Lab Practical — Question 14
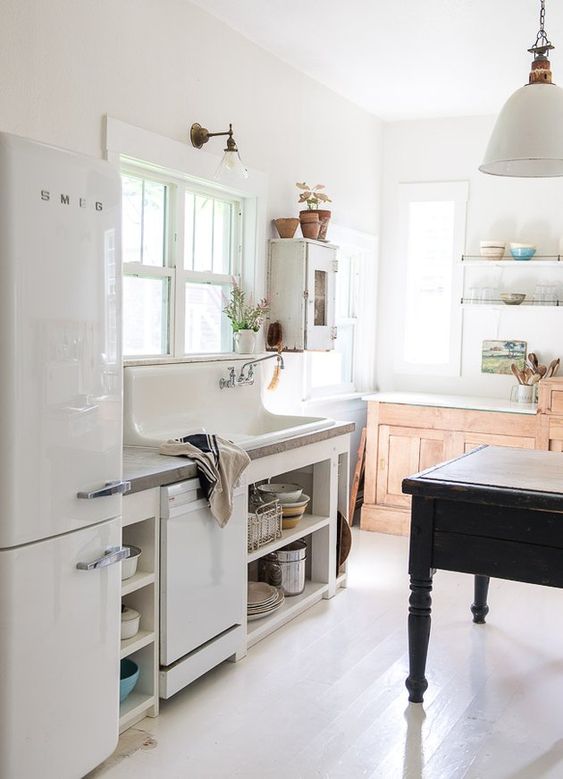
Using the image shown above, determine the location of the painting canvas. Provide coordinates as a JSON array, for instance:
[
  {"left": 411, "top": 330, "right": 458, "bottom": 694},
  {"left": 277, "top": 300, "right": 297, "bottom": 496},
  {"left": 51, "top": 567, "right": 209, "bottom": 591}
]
[{"left": 481, "top": 340, "right": 527, "bottom": 375}]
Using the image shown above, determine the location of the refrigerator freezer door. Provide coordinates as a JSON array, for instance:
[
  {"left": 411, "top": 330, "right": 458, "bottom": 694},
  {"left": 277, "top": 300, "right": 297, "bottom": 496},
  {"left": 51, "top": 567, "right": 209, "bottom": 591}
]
[
  {"left": 0, "top": 133, "right": 123, "bottom": 547},
  {"left": 0, "top": 518, "right": 121, "bottom": 779}
]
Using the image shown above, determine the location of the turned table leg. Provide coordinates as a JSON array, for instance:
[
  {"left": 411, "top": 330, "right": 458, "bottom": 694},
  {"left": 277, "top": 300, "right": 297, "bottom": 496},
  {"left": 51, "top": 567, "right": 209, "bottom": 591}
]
[
  {"left": 405, "top": 576, "right": 433, "bottom": 703},
  {"left": 471, "top": 575, "right": 490, "bottom": 624}
]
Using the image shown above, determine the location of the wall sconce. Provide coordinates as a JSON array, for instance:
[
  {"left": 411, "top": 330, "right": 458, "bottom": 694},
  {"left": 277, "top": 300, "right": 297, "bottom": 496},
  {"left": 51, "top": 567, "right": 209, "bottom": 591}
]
[{"left": 190, "top": 122, "right": 248, "bottom": 179}]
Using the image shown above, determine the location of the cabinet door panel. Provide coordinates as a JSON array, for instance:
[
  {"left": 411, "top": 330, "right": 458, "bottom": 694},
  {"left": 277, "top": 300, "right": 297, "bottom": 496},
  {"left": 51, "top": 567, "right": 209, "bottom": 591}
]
[
  {"left": 464, "top": 432, "right": 535, "bottom": 453},
  {"left": 377, "top": 426, "right": 450, "bottom": 509},
  {"left": 305, "top": 243, "right": 336, "bottom": 350}
]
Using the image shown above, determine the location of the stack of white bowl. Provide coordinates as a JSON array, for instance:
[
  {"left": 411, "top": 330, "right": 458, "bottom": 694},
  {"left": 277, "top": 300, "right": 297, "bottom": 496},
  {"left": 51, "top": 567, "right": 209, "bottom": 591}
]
[
  {"left": 480, "top": 241, "right": 506, "bottom": 259},
  {"left": 257, "top": 483, "right": 311, "bottom": 529}
]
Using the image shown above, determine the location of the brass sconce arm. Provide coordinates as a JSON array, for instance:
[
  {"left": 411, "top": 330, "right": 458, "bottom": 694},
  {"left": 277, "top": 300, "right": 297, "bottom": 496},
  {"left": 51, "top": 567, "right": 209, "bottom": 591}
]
[{"left": 190, "top": 122, "right": 238, "bottom": 151}]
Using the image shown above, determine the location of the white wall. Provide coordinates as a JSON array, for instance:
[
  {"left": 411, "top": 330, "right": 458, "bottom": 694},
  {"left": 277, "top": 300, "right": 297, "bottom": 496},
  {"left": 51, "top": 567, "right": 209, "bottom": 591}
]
[
  {"left": 0, "top": 0, "right": 381, "bottom": 237},
  {"left": 378, "top": 115, "right": 563, "bottom": 398},
  {"left": 0, "top": 0, "right": 380, "bottom": 424}
]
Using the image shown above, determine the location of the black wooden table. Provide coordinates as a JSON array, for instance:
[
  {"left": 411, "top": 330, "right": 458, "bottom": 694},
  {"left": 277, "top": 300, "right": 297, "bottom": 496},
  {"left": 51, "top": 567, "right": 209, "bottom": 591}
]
[{"left": 402, "top": 445, "right": 563, "bottom": 703}]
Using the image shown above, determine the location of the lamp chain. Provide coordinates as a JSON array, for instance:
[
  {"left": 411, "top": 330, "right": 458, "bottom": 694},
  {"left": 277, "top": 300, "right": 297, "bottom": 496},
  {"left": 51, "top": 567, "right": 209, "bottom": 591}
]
[{"left": 532, "top": 0, "right": 552, "bottom": 54}]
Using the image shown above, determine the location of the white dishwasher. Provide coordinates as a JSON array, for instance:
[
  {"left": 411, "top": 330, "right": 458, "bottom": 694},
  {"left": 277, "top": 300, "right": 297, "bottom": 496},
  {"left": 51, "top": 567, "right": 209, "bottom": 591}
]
[{"left": 159, "top": 478, "right": 246, "bottom": 698}]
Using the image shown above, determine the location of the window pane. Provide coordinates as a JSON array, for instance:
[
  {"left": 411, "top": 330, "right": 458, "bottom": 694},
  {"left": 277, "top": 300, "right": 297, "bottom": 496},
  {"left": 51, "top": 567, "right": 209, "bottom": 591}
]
[
  {"left": 213, "top": 200, "right": 232, "bottom": 273},
  {"left": 184, "top": 283, "right": 229, "bottom": 354},
  {"left": 403, "top": 200, "right": 455, "bottom": 365},
  {"left": 314, "top": 270, "right": 328, "bottom": 325},
  {"left": 184, "top": 192, "right": 195, "bottom": 270},
  {"left": 121, "top": 175, "right": 166, "bottom": 267},
  {"left": 122, "top": 175, "right": 143, "bottom": 264},
  {"left": 193, "top": 195, "right": 213, "bottom": 271},
  {"left": 142, "top": 180, "right": 166, "bottom": 267},
  {"left": 123, "top": 275, "right": 169, "bottom": 356}
]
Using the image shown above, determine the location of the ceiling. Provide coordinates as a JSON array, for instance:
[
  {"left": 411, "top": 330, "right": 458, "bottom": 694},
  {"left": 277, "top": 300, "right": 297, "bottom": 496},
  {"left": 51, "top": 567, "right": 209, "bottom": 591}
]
[{"left": 190, "top": 0, "right": 563, "bottom": 120}]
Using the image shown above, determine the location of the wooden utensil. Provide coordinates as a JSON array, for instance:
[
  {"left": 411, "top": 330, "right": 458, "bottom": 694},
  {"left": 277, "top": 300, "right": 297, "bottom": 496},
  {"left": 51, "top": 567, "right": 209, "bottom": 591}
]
[
  {"left": 528, "top": 352, "right": 539, "bottom": 371},
  {"left": 511, "top": 363, "right": 523, "bottom": 384},
  {"left": 266, "top": 321, "right": 284, "bottom": 391}
]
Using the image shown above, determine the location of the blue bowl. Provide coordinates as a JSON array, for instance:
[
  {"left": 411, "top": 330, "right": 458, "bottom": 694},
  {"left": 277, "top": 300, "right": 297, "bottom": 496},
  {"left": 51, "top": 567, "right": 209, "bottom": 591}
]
[
  {"left": 510, "top": 246, "right": 536, "bottom": 260},
  {"left": 120, "top": 658, "right": 140, "bottom": 703}
]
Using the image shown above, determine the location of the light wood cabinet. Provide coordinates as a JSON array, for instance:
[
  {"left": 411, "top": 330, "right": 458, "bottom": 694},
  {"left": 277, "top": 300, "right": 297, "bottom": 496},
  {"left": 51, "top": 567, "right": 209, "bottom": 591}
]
[{"left": 362, "top": 400, "right": 540, "bottom": 536}]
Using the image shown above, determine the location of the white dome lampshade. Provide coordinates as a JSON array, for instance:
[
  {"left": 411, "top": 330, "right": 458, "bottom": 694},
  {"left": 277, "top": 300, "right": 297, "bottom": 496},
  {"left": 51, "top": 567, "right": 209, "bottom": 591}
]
[
  {"left": 480, "top": 0, "right": 563, "bottom": 177},
  {"left": 480, "top": 83, "right": 563, "bottom": 177}
]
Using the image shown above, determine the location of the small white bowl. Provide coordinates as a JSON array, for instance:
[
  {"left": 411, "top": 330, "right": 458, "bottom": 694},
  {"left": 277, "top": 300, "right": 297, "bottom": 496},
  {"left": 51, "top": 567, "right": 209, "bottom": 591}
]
[
  {"left": 121, "top": 545, "right": 142, "bottom": 580},
  {"left": 121, "top": 606, "right": 141, "bottom": 640},
  {"left": 257, "top": 483, "right": 304, "bottom": 504}
]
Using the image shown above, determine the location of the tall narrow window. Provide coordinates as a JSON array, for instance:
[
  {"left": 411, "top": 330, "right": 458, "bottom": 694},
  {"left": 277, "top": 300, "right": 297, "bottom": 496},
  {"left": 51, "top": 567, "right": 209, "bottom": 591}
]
[{"left": 397, "top": 182, "right": 467, "bottom": 375}]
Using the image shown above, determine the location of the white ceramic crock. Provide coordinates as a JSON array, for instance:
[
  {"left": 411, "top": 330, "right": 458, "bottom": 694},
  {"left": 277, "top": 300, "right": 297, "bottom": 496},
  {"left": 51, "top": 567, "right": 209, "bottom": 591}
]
[{"left": 234, "top": 329, "right": 256, "bottom": 354}]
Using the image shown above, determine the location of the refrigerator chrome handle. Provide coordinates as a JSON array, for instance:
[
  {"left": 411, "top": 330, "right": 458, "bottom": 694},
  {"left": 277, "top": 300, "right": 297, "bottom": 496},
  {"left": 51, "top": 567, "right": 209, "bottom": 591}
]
[
  {"left": 77, "top": 480, "right": 131, "bottom": 499},
  {"left": 76, "top": 545, "right": 130, "bottom": 571}
]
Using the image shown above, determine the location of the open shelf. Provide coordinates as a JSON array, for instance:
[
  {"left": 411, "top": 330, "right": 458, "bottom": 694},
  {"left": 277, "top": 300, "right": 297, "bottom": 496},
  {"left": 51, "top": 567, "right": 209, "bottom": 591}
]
[
  {"left": 247, "top": 513, "right": 331, "bottom": 562},
  {"left": 461, "top": 300, "right": 560, "bottom": 308},
  {"left": 462, "top": 255, "right": 562, "bottom": 264},
  {"left": 121, "top": 570, "right": 155, "bottom": 596},
  {"left": 246, "top": 580, "right": 329, "bottom": 648},
  {"left": 120, "top": 630, "right": 155, "bottom": 659},
  {"left": 119, "top": 691, "right": 155, "bottom": 734}
]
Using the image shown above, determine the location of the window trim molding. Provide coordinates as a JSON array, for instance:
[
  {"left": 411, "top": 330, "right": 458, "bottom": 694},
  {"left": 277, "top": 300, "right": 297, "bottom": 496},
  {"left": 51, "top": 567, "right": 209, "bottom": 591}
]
[
  {"left": 104, "top": 115, "right": 268, "bottom": 357},
  {"left": 394, "top": 180, "right": 468, "bottom": 378}
]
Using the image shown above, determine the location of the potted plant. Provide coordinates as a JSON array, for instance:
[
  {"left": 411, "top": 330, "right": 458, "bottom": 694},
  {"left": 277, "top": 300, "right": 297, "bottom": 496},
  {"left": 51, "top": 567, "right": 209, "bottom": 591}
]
[
  {"left": 223, "top": 282, "right": 270, "bottom": 354},
  {"left": 296, "top": 182, "right": 332, "bottom": 240}
]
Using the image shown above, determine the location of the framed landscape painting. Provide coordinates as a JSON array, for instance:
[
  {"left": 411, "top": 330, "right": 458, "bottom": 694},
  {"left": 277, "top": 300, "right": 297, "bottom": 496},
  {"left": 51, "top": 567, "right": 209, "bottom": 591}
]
[{"left": 481, "top": 340, "right": 527, "bottom": 375}]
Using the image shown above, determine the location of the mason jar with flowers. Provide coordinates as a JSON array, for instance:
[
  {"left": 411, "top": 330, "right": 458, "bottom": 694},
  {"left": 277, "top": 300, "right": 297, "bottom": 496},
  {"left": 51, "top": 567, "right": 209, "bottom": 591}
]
[{"left": 223, "top": 282, "right": 270, "bottom": 354}]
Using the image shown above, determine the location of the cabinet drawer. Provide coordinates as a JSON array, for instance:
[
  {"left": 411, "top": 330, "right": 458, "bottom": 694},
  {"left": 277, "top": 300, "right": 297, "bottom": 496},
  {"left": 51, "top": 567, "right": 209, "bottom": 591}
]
[{"left": 123, "top": 488, "right": 160, "bottom": 527}]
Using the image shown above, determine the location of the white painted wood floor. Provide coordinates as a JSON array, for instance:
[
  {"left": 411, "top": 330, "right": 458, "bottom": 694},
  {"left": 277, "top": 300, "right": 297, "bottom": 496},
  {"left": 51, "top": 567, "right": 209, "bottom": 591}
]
[{"left": 92, "top": 529, "right": 563, "bottom": 779}]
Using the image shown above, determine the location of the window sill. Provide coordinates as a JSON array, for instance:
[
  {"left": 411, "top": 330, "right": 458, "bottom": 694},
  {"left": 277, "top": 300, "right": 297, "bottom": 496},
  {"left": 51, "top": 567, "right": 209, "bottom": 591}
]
[{"left": 123, "top": 352, "right": 268, "bottom": 367}]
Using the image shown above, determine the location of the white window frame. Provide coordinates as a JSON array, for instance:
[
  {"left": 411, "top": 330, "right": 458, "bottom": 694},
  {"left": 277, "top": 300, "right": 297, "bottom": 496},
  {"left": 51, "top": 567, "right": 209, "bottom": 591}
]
[
  {"left": 105, "top": 116, "right": 267, "bottom": 362},
  {"left": 304, "top": 224, "right": 378, "bottom": 399},
  {"left": 394, "top": 181, "right": 468, "bottom": 377}
]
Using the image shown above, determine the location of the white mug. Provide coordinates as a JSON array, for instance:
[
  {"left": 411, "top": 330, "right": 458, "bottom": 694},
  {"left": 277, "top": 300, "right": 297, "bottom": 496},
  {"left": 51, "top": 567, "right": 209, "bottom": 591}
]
[{"left": 510, "top": 384, "right": 536, "bottom": 404}]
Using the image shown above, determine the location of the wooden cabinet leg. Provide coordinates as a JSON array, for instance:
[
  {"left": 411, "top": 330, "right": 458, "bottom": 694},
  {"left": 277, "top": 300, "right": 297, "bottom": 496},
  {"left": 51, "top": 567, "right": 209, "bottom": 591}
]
[
  {"left": 405, "top": 576, "right": 433, "bottom": 703},
  {"left": 471, "top": 575, "right": 490, "bottom": 624}
]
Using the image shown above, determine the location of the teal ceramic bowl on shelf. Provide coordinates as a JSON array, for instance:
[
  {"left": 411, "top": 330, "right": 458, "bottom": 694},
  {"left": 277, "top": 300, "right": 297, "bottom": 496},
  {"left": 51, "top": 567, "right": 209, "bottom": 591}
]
[
  {"left": 510, "top": 243, "right": 536, "bottom": 260},
  {"left": 120, "top": 658, "right": 140, "bottom": 703}
]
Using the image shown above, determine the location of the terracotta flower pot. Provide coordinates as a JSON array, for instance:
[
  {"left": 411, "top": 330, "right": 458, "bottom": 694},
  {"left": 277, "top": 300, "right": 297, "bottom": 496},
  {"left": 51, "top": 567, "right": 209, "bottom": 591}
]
[
  {"left": 316, "top": 209, "right": 332, "bottom": 241},
  {"left": 299, "top": 210, "right": 320, "bottom": 240},
  {"left": 274, "top": 218, "right": 300, "bottom": 239}
]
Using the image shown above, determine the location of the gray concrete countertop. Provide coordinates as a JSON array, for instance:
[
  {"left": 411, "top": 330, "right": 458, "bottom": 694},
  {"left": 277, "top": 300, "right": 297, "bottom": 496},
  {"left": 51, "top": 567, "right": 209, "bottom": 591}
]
[{"left": 123, "top": 421, "right": 354, "bottom": 494}]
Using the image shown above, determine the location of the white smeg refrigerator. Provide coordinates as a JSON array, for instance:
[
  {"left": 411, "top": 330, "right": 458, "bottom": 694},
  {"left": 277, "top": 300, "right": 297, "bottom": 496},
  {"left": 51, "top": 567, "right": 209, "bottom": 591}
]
[{"left": 0, "top": 133, "right": 127, "bottom": 779}]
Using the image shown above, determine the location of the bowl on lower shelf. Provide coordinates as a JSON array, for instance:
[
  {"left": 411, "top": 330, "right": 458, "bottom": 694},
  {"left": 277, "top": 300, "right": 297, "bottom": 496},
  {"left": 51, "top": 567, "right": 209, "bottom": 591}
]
[
  {"left": 120, "top": 658, "right": 140, "bottom": 703},
  {"left": 121, "top": 545, "right": 142, "bottom": 581},
  {"left": 500, "top": 292, "right": 526, "bottom": 306}
]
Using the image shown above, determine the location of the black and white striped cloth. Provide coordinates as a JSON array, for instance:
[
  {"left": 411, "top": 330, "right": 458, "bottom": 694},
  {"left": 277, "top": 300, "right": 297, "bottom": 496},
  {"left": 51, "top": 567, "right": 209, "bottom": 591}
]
[{"left": 159, "top": 433, "right": 250, "bottom": 527}]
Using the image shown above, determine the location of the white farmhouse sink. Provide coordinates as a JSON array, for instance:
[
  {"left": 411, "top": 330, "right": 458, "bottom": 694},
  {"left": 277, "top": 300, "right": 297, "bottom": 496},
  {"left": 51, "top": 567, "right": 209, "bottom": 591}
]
[{"left": 123, "top": 361, "right": 334, "bottom": 450}]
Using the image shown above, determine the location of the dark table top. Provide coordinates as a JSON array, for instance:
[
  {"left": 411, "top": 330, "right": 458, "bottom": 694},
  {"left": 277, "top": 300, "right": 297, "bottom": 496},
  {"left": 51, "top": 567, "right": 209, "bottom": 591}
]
[{"left": 403, "top": 445, "right": 563, "bottom": 512}]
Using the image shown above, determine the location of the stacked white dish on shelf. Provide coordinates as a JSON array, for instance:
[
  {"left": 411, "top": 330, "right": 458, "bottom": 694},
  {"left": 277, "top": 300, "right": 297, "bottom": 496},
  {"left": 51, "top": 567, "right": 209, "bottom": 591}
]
[{"left": 247, "top": 581, "right": 284, "bottom": 621}]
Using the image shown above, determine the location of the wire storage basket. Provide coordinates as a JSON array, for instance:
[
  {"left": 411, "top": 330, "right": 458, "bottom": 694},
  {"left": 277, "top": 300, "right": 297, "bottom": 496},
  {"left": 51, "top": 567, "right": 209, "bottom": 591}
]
[{"left": 248, "top": 499, "right": 282, "bottom": 553}]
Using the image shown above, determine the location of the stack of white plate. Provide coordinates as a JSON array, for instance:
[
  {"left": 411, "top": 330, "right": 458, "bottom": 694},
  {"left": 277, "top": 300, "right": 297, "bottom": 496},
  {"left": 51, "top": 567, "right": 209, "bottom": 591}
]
[{"left": 247, "top": 581, "right": 284, "bottom": 621}]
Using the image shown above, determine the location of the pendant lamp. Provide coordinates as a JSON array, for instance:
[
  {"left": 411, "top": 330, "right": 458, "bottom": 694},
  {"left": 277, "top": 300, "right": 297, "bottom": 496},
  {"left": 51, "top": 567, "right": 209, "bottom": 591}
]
[{"left": 480, "top": 0, "right": 563, "bottom": 177}]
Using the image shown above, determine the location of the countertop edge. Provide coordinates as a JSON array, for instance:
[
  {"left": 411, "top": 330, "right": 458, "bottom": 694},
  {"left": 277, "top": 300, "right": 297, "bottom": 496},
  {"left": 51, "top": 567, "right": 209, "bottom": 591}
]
[{"left": 123, "top": 422, "right": 354, "bottom": 494}]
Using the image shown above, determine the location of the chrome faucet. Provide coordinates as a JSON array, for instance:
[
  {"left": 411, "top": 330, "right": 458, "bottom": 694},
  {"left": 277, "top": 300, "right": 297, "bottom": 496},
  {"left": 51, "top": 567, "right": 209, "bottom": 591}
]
[
  {"left": 238, "top": 352, "right": 284, "bottom": 385},
  {"left": 219, "top": 366, "right": 236, "bottom": 390}
]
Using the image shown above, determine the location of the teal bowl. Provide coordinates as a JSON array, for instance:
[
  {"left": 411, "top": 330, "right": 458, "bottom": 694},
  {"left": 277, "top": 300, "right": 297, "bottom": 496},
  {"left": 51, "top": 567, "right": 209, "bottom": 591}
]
[
  {"left": 510, "top": 246, "right": 536, "bottom": 260},
  {"left": 120, "top": 658, "right": 140, "bottom": 703}
]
